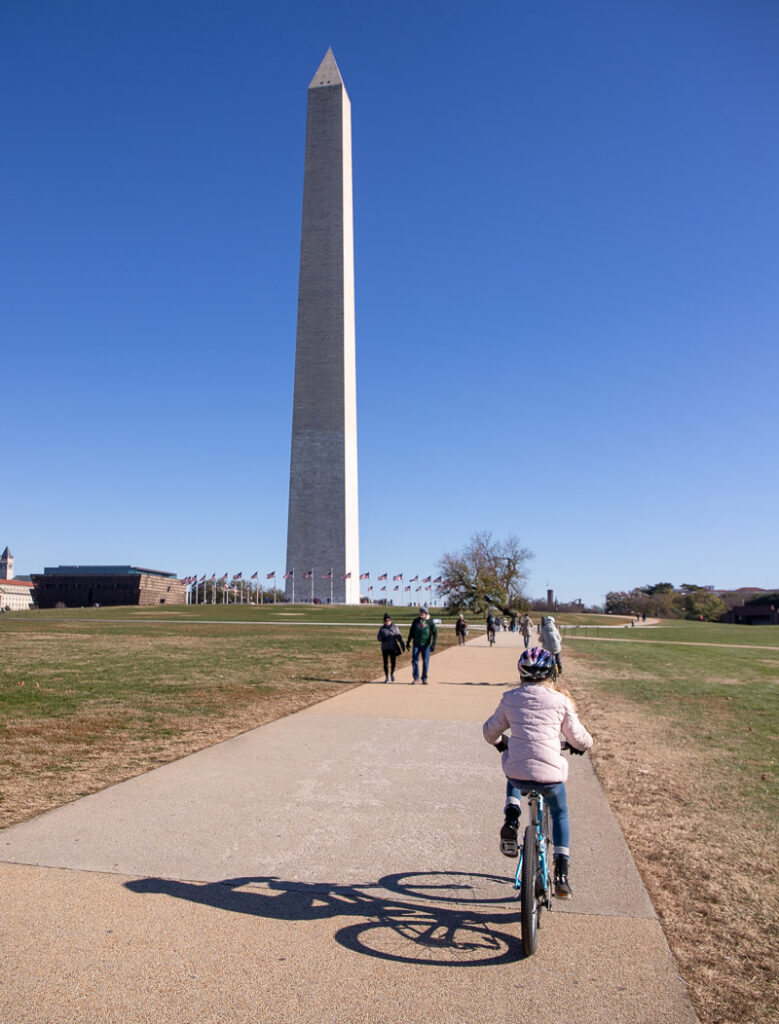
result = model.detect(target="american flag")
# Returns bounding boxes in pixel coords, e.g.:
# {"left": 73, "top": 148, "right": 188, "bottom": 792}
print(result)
{"left": 222, "top": 572, "right": 229, "bottom": 581}
{"left": 422, "top": 576, "right": 431, "bottom": 583}
{"left": 210, "top": 574, "right": 216, "bottom": 581}
{"left": 368, "top": 586, "right": 373, "bottom": 592}
{"left": 284, "top": 571, "right": 294, "bottom": 579}
{"left": 251, "top": 572, "right": 258, "bottom": 580}
{"left": 233, "top": 572, "right": 242, "bottom": 580}
{"left": 266, "top": 572, "right": 275, "bottom": 579}
{"left": 380, "top": 586, "right": 386, "bottom": 591}
{"left": 360, "top": 572, "right": 370, "bottom": 580}
{"left": 394, "top": 585, "right": 399, "bottom": 591}
{"left": 404, "top": 586, "right": 411, "bottom": 591}
{"left": 342, "top": 572, "right": 351, "bottom": 580}
{"left": 433, "top": 577, "right": 442, "bottom": 584}
{"left": 393, "top": 573, "right": 403, "bottom": 581}
{"left": 378, "top": 573, "right": 387, "bottom": 581}
{"left": 321, "top": 571, "right": 332, "bottom": 579}
{"left": 410, "top": 575, "right": 418, "bottom": 582}
{"left": 200, "top": 574, "right": 206, "bottom": 582}
{"left": 303, "top": 571, "right": 312, "bottom": 579}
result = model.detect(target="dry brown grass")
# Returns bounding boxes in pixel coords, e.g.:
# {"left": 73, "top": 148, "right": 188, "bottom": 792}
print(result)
{"left": 564, "top": 647, "right": 779, "bottom": 1024}
{"left": 0, "top": 619, "right": 461, "bottom": 829}
{"left": 0, "top": 681, "right": 356, "bottom": 827}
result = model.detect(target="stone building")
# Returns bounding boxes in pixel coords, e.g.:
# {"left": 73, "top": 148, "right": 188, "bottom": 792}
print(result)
{"left": 0, "top": 546, "right": 33, "bottom": 610}
{"left": 0, "top": 578, "right": 34, "bottom": 611}
{"left": 31, "top": 566, "right": 186, "bottom": 609}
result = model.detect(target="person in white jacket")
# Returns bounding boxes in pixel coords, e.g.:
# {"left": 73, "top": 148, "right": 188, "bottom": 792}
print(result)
{"left": 482, "top": 646, "right": 592, "bottom": 899}
{"left": 539, "top": 614, "right": 563, "bottom": 674}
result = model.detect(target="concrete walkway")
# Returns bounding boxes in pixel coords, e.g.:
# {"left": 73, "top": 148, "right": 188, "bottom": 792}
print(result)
{"left": 0, "top": 634, "right": 698, "bottom": 1023}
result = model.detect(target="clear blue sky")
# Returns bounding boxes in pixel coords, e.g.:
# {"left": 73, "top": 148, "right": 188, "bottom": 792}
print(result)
{"left": 2, "top": 0, "right": 777, "bottom": 605}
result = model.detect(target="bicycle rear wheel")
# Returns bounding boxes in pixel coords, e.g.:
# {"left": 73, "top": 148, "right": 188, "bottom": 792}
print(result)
{"left": 520, "top": 825, "right": 539, "bottom": 955}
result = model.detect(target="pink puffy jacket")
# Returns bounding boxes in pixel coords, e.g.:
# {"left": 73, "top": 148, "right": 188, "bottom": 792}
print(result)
{"left": 483, "top": 682, "right": 593, "bottom": 784}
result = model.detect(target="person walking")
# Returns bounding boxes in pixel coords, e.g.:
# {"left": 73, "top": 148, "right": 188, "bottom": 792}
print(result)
{"left": 519, "top": 613, "right": 534, "bottom": 648}
{"left": 406, "top": 606, "right": 437, "bottom": 684}
{"left": 539, "top": 614, "right": 563, "bottom": 674}
{"left": 455, "top": 614, "right": 468, "bottom": 645}
{"left": 377, "top": 613, "right": 404, "bottom": 683}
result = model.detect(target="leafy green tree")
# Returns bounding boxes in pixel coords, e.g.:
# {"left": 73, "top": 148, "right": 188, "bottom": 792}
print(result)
{"left": 639, "top": 582, "right": 675, "bottom": 596}
{"left": 438, "top": 532, "right": 533, "bottom": 614}
{"left": 680, "top": 590, "right": 726, "bottom": 621}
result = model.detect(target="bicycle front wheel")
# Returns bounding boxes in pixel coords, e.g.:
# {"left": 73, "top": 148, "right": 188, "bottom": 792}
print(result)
{"left": 520, "top": 825, "right": 539, "bottom": 956}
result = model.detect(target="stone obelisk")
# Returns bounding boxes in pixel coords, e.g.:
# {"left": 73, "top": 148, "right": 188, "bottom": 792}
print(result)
{"left": 285, "top": 49, "right": 359, "bottom": 605}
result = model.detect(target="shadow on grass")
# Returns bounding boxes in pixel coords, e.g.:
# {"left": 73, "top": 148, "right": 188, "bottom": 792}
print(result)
{"left": 125, "top": 870, "right": 526, "bottom": 965}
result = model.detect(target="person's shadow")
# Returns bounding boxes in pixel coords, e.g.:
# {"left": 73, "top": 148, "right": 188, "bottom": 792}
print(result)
{"left": 125, "top": 870, "right": 525, "bottom": 965}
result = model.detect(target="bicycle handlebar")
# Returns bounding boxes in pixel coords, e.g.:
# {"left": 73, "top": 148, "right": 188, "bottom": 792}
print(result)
{"left": 494, "top": 738, "right": 587, "bottom": 756}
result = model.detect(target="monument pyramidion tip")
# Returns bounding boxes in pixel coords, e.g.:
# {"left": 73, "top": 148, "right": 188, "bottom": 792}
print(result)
{"left": 309, "top": 48, "right": 345, "bottom": 89}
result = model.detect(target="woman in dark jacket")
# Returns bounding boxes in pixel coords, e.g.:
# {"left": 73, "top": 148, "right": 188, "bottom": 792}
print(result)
{"left": 377, "top": 613, "right": 404, "bottom": 683}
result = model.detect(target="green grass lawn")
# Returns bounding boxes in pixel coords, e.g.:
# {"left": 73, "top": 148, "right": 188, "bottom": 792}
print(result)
{"left": 10, "top": 603, "right": 631, "bottom": 628}
{"left": 562, "top": 617, "right": 779, "bottom": 646}
{"left": 565, "top": 619, "right": 779, "bottom": 821}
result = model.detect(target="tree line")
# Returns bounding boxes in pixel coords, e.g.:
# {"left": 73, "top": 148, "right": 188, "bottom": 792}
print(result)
{"left": 604, "top": 582, "right": 774, "bottom": 621}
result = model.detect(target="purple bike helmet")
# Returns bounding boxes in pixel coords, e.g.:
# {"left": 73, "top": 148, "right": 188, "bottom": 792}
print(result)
{"left": 517, "top": 646, "right": 556, "bottom": 681}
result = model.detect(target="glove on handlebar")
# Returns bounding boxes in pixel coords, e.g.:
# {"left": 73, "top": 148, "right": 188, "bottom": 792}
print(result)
{"left": 562, "top": 741, "right": 586, "bottom": 756}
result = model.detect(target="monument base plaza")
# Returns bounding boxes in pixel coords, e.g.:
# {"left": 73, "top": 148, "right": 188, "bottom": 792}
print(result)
{"left": 0, "top": 633, "right": 697, "bottom": 1024}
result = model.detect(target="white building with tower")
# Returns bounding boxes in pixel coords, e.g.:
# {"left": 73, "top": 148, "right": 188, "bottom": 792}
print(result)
{"left": 0, "top": 547, "right": 34, "bottom": 611}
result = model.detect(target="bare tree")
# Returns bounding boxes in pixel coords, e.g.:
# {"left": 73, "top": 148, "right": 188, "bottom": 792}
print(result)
{"left": 438, "top": 532, "right": 533, "bottom": 614}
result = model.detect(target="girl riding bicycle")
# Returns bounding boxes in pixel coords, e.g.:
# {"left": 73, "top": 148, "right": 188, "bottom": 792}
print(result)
{"left": 482, "top": 647, "right": 593, "bottom": 899}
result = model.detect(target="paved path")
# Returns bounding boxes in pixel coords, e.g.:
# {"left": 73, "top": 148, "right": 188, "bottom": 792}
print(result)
{"left": 0, "top": 634, "right": 698, "bottom": 1023}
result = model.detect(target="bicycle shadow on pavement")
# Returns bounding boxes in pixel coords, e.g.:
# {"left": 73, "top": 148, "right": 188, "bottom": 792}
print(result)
{"left": 438, "top": 680, "right": 511, "bottom": 687}
{"left": 125, "top": 871, "right": 527, "bottom": 966}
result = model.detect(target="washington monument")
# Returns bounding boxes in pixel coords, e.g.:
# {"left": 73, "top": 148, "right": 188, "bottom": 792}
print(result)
{"left": 285, "top": 50, "right": 360, "bottom": 604}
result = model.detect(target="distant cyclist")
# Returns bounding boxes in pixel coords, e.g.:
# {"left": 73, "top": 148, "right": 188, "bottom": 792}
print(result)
{"left": 482, "top": 647, "right": 592, "bottom": 899}
{"left": 485, "top": 611, "right": 497, "bottom": 645}
{"left": 455, "top": 614, "right": 468, "bottom": 645}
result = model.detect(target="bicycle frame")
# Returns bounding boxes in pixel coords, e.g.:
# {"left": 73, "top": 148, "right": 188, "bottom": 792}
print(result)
{"left": 514, "top": 792, "right": 551, "bottom": 897}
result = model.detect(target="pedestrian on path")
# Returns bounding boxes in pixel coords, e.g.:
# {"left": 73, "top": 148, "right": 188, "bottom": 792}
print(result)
{"left": 539, "top": 614, "right": 563, "bottom": 674}
{"left": 519, "top": 613, "right": 533, "bottom": 648}
{"left": 406, "top": 606, "right": 437, "bottom": 684}
{"left": 482, "top": 646, "right": 593, "bottom": 899}
{"left": 455, "top": 614, "right": 468, "bottom": 645}
{"left": 377, "top": 613, "right": 405, "bottom": 683}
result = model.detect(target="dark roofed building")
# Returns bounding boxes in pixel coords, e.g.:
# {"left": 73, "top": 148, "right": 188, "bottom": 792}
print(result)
{"left": 31, "top": 566, "right": 186, "bottom": 609}
{"left": 723, "top": 602, "right": 779, "bottom": 626}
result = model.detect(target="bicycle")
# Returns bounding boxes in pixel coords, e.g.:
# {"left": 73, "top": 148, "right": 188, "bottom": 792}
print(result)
{"left": 513, "top": 785, "right": 554, "bottom": 955}
{"left": 503, "top": 741, "right": 579, "bottom": 956}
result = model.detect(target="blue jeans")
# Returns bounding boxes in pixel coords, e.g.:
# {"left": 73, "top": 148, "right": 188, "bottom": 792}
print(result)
{"left": 522, "top": 633, "right": 530, "bottom": 648}
{"left": 411, "top": 644, "right": 431, "bottom": 681}
{"left": 505, "top": 778, "right": 570, "bottom": 855}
